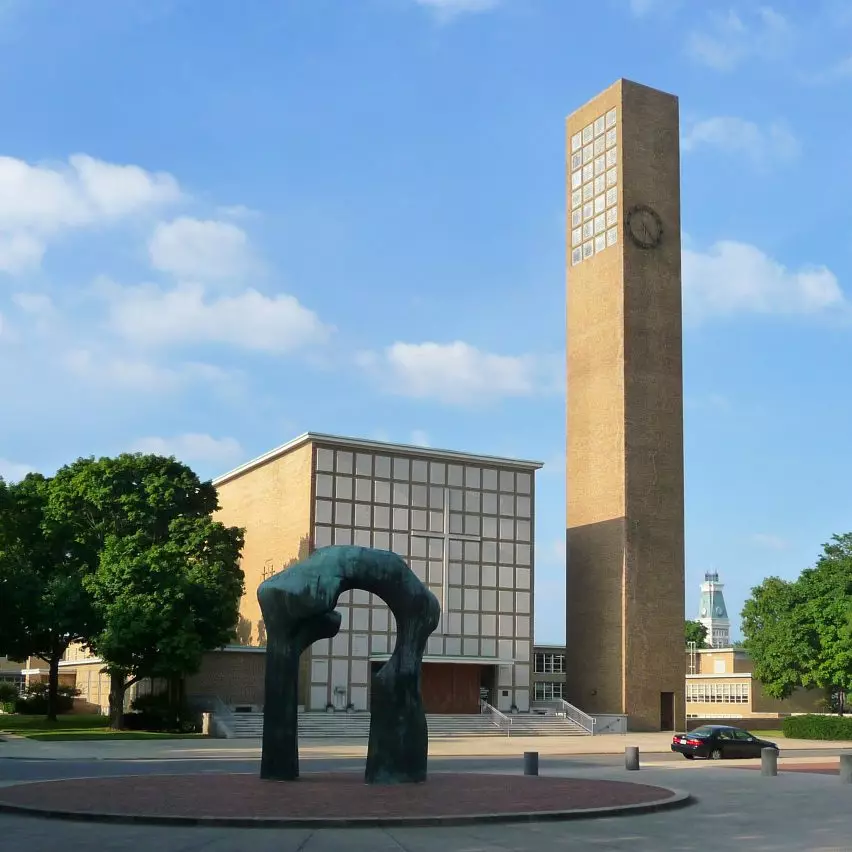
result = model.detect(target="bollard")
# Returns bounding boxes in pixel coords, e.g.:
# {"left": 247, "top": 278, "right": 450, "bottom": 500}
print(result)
{"left": 840, "top": 754, "right": 852, "bottom": 784}
{"left": 523, "top": 751, "right": 539, "bottom": 776}
{"left": 761, "top": 747, "right": 778, "bottom": 777}
{"left": 625, "top": 746, "right": 640, "bottom": 771}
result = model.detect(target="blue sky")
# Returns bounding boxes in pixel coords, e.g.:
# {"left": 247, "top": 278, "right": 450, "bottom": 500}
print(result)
{"left": 1, "top": 0, "right": 851, "bottom": 645}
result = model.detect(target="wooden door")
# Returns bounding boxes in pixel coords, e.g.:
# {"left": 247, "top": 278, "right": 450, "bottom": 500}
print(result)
{"left": 420, "top": 664, "right": 482, "bottom": 713}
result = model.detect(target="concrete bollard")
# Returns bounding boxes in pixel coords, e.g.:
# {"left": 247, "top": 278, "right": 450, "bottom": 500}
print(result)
{"left": 523, "top": 751, "right": 539, "bottom": 776}
{"left": 840, "top": 754, "right": 852, "bottom": 784}
{"left": 625, "top": 746, "right": 640, "bottom": 771}
{"left": 761, "top": 747, "right": 778, "bottom": 777}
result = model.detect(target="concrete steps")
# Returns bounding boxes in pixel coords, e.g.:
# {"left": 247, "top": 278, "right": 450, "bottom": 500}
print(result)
{"left": 218, "top": 711, "right": 592, "bottom": 739}
{"left": 507, "top": 714, "right": 589, "bottom": 736}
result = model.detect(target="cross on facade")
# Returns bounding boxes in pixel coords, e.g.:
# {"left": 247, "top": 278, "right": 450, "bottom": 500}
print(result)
{"left": 410, "top": 486, "right": 481, "bottom": 635}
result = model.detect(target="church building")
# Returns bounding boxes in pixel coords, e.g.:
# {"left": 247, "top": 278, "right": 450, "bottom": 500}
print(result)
{"left": 208, "top": 432, "right": 542, "bottom": 715}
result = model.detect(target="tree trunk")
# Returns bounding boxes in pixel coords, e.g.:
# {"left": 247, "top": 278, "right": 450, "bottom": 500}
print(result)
{"left": 108, "top": 671, "right": 127, "bottom": 730}
{"left": 46, "top": 654, "right": 60, "bottom": 723}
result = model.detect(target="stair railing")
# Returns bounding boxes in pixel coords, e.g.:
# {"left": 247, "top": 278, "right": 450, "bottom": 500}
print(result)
{"left": 480, "top": 700, "right": 512, "bottom": 737}
{"left": 555, "top": 698, "right": 595, "bottom": 734}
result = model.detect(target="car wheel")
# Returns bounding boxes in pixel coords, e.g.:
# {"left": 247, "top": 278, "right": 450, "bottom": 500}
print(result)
{"left": 684, "top": 754, "right": 695, "bottom": 760}
{"left": 709, "top": 749, "right": 723, "bottom": 760}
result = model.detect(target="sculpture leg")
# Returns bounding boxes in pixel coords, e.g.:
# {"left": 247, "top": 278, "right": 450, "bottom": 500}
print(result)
{"left": 260, "top": 634, "right": 301, "bottom": 781}
{"left": 366, "top": 664, "right": 428, "bottom": 784}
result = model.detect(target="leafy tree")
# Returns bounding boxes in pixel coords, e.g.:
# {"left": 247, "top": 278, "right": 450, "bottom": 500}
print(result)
{"left": 47, "top": 454, "right": 245, "bottom": 728}
{"left": 741, "top": 576, "right": 807, "bottom": 699}
{"left": 797, "top": 535, "right": 852, "bottom": 708}
{"left": 685, "top": 620, "right": 708, "bottom": 648}
{"left": 0, "top": 474, "right": 99, "bottom": 721}
{"left": 742, "top": 534, "right": 852, "bottom": 707}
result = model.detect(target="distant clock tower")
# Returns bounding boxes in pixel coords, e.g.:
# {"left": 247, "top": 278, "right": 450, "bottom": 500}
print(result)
{"left": 698, "top": 572, "right": 730, "bottom": 648}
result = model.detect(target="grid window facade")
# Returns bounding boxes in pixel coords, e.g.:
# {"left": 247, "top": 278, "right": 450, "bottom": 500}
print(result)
{"left": 310, "top": 445, "right": 536, "bottom": 713}
{"left": 534, "top": 681, "right": 564, "bottom": 701}
{"left": 534, "top": 652, "right": 565, "bottom": 674}
{"left": 685, "top": 682, "right": 750, "bottom": 704}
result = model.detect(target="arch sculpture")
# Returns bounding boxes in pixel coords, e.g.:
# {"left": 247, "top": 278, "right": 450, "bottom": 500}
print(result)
{"left": 257, "top": 545, "right": 441, "bottom": 784}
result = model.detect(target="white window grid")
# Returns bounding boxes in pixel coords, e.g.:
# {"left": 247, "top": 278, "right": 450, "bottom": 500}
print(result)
{"left": 569, "top": 107, "right": 618, "bottom": 267}
{"left": 685, "top": 683, "right": 750, "bottom": 704}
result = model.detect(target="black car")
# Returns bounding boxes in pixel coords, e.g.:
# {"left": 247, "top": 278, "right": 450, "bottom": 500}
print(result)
{"left": 671, "top": 725, "right": 779, "bottom": 760}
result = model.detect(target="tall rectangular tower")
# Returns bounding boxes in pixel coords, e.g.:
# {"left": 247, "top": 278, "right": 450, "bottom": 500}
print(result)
{"left": 565, "top": 79, "right": 685, "bottom": 732}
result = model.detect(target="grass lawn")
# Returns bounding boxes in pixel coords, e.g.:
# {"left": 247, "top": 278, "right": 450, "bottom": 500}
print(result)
{"left": 0, "top": 714, "right": 206, "bottom": 740}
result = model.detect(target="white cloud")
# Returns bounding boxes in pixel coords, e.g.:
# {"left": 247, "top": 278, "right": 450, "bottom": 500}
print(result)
{"left": 148, "top": 217, "right": 254, "bottom": 282}
{"left": 131, "top": 433, "right": 244, "bottom": 467}
{"left": 0, "top": 153, "right": 181, "bottom": 276}
{"left": 751, "top": 533, "right": 790, "bottom": 551}
{"left": 357, "top": 341, "right": 559, "bottom": 404}
{"left": 0, "top": 153, "right": 180, "bottom": 232}
{"left": 683, "top": 241, "right": 847, "bottom": 321}
{"left": 62, "top": 347, "right": 236, "bottom": 393}
{"left": 104, "top": 282, "right": 331, "bottom": 353}
{"left": 686, "top": 7, "right": 791, "bottom": 71}
{"left": 0, "top": 231, "right": 43, "bottom": 274}
{"left": 0, "top": 458, "right": 33, "bottom": 482}
{"left": 682, "top": 117, "right": 800, "bottom": 166}
{"left": 414, "top": 0, "right": 499, "bottom": 22}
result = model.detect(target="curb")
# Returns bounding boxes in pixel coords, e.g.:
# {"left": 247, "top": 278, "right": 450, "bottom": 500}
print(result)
{"left": 0, "top": 788, "right": 693, "bottom": 828}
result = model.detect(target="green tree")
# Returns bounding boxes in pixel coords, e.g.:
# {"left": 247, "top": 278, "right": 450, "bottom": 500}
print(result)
{"left": 0, "top": 474, "right": 99, "bottom": 721}
{"left": 797, "top": 535, "right": 852, "bottom": 704}
{"left": 741, "top": 576, "right": 807, "bottom": 699}
{"left": 685, "top": 620, "right": 708, "bottom": 648}
{"left": 742, "top": 534, "right": 852, "bottom": 706}
{"left": 47, "top": 454, "right": 245, "bottom": 728}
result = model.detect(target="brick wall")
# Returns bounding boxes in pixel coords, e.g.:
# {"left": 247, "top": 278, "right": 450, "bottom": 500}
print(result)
{"left": 566, "top": 79, "right": 685, "bottom": 731}
{"left": 214, "top": 442, "right": 314, "bottom": 647}
{"left": 186, "top": 651, "right": 267, "bottom": 706}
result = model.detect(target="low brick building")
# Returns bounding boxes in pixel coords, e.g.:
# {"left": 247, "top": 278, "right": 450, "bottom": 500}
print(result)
{"left": 685, "top": 647, "right": 823, "bottom": 720}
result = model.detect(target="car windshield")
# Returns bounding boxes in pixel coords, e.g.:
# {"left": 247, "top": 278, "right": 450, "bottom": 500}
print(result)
{"left": 688, "top": 726, "right": 714, "bottom": 736}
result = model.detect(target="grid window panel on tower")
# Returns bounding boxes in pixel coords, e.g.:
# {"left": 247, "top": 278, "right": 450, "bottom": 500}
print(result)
{"left": 571, "top": 107, "right": 617, "bottom": 266}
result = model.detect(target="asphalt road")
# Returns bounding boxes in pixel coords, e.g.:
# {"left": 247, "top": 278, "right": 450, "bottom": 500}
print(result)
{"left": 1, "top": 746, "right": 846, "bottom": 784}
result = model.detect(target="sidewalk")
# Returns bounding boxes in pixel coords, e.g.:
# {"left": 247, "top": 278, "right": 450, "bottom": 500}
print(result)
{"left": 2, "top": 731, "right": 850, "bottom": 762}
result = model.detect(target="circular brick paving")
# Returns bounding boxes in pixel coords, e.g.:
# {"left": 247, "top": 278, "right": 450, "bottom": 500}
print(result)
{"left": 0, "top": 772, "right": 691, "bottom": 827}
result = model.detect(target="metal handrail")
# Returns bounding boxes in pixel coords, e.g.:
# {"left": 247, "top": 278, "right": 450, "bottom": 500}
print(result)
{"left": 555, "top": 698, "right": 596, "bottom": 734}
{"left": 480, "top": 700, "right": 513, "bottom": 737}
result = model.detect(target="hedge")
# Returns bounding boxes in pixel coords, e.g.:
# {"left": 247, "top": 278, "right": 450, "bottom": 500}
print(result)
{"left": 782, "top": 715, "right": 852, "bottom": 740}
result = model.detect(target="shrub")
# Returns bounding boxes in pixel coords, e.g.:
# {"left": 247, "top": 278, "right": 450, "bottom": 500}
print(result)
{"left": 14, "top": 683, "right": 80, "bottom": 715}
{"left": 0, "top": 681, "right": 20, "bottom": 703}
{"left": 126, "top": 692, "right": 200, "bottom": 732}
{"left": 127, "top": 693, "right": 175, "bottom": 731}
{"left": 782, "top": 714, "right": 852, "bottom": 740}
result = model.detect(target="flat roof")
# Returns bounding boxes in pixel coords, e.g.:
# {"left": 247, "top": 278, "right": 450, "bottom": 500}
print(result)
{"left": 214, "top": 432, "right": 544, "bottom": 486}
